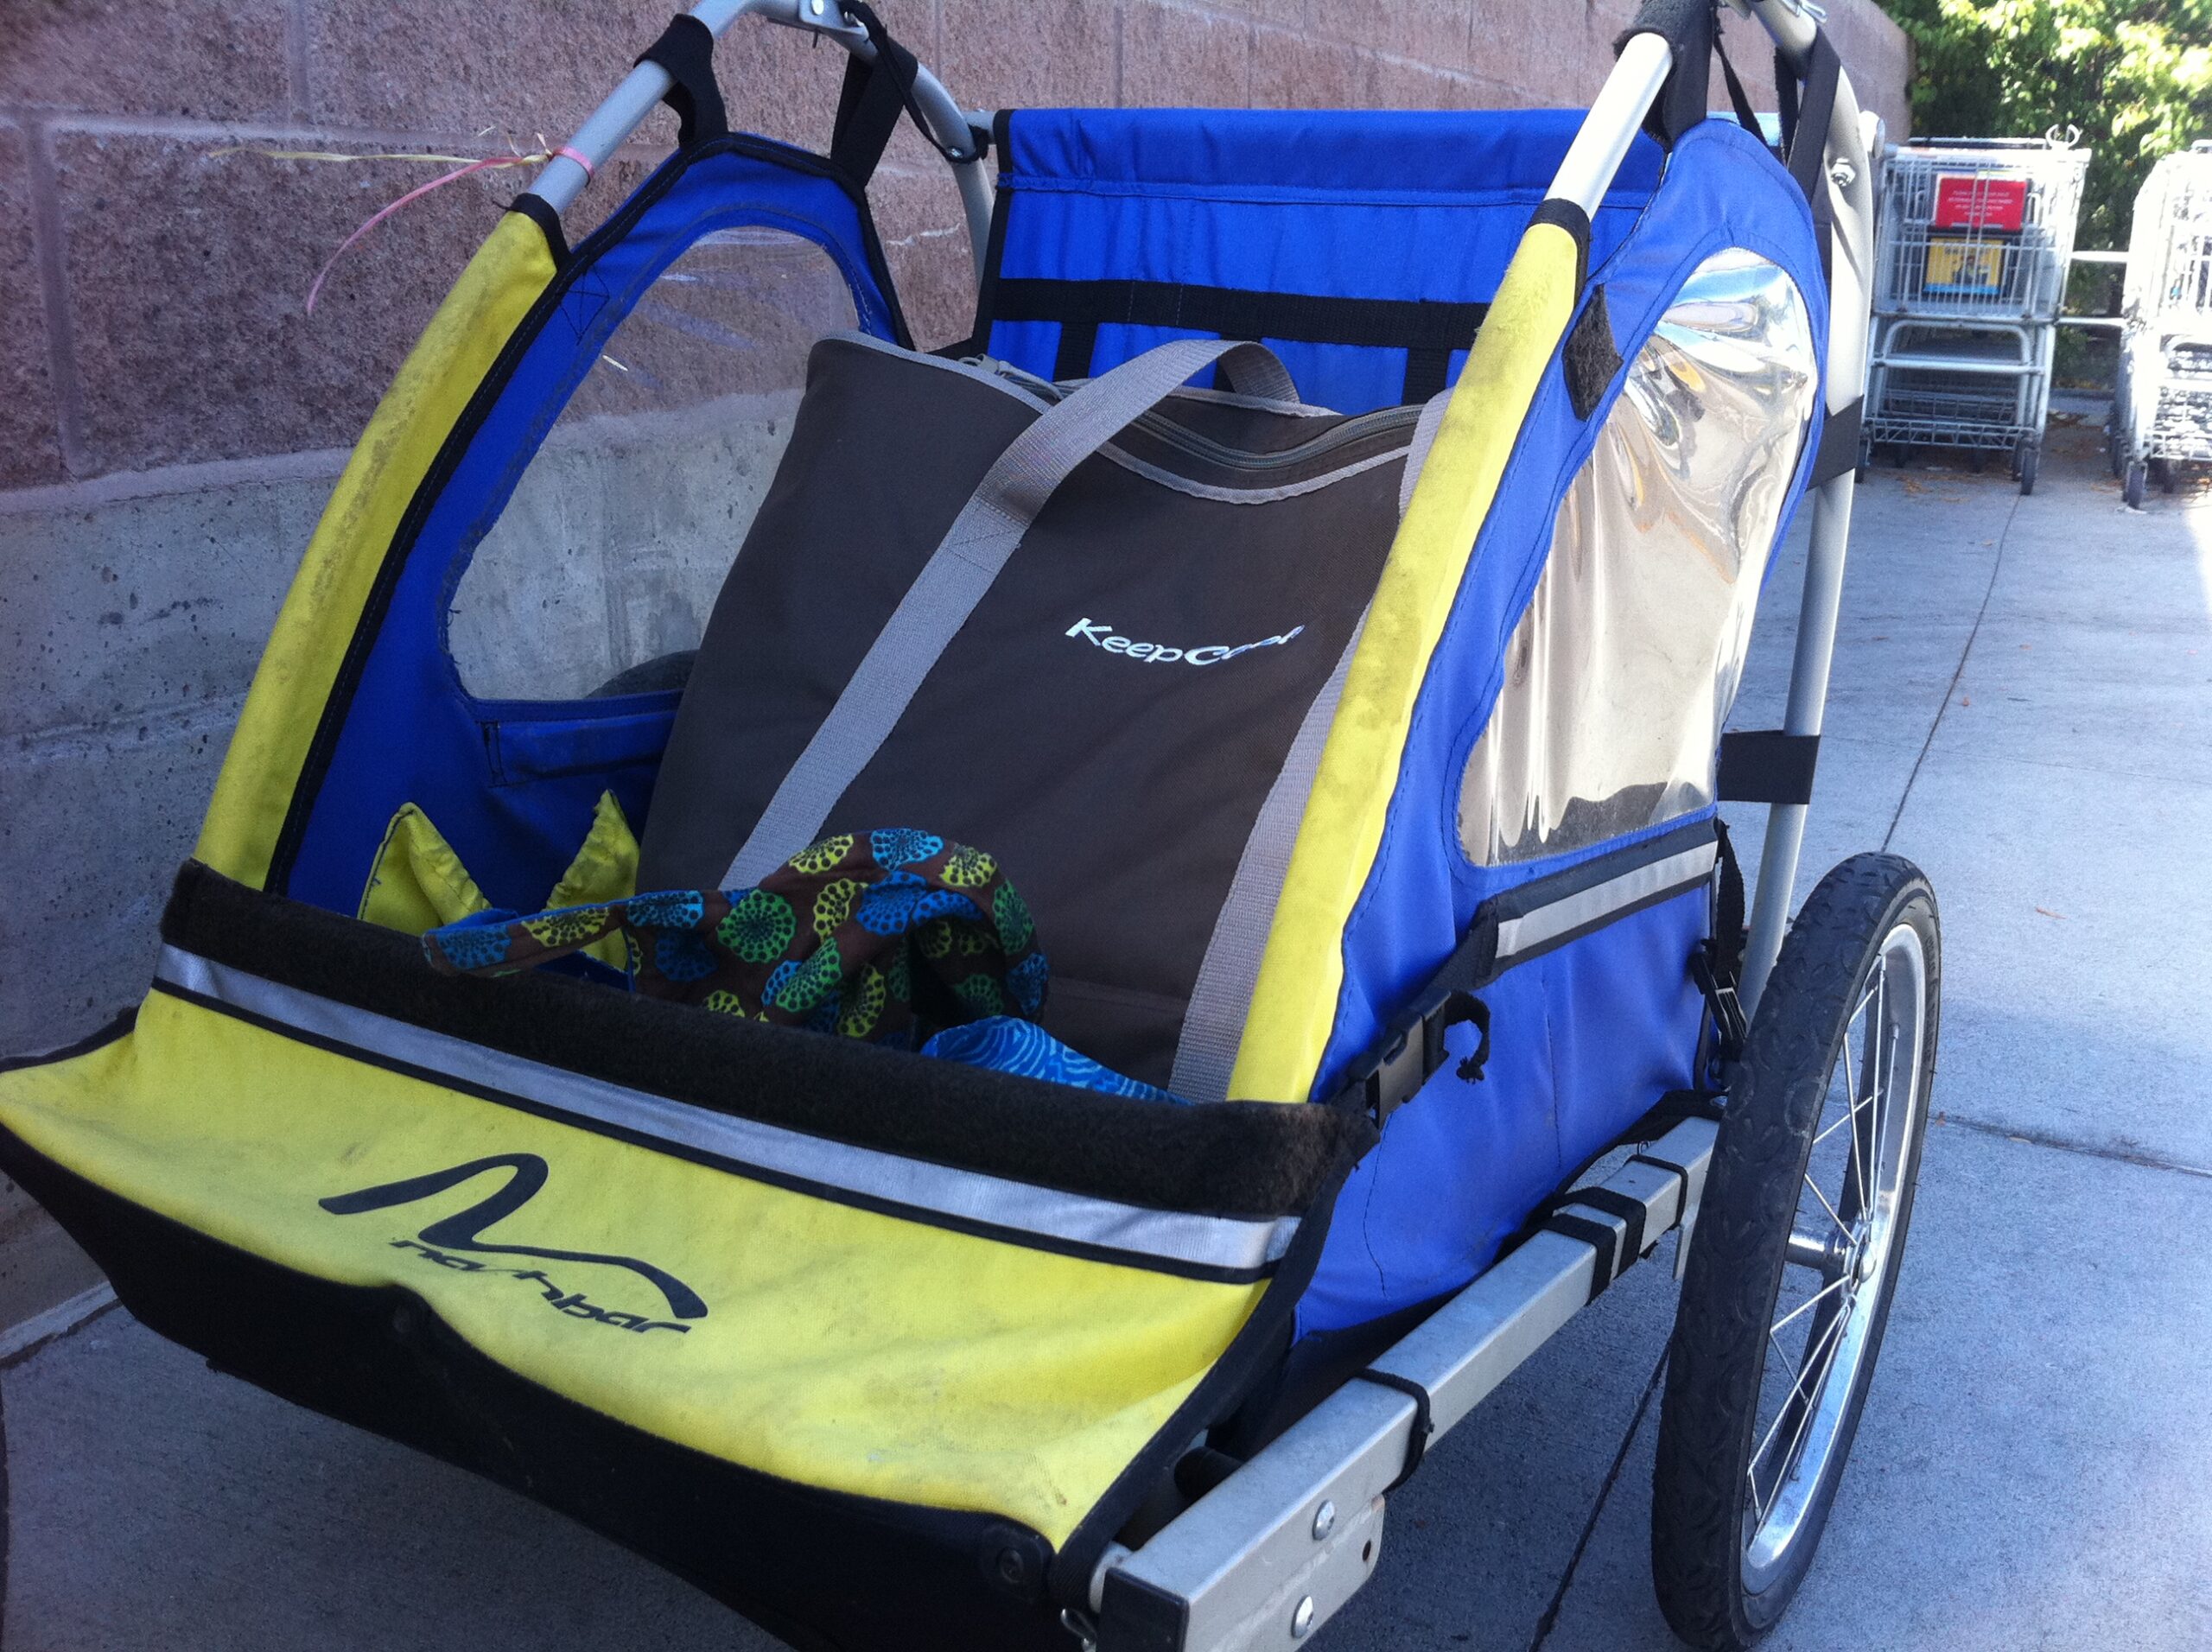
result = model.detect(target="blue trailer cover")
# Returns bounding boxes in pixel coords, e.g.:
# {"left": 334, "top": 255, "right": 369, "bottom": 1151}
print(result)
{"left": 277, "top": 141, "right": 906, "bottom": 919}
{"left": 1297, "top": 118, "right": 1831, "bottom": 1336}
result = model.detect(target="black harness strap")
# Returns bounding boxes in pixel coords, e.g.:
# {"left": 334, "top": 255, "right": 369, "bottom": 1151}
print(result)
{"left": 989, "top": 277, "right": 1488, "bottom": 399}
{"left": 830, "top": 2, "right": 977, "bottom": 185}
{"left": 1354, "top": 1369, "right": 1435, "bottom": 1492}
{"left": 1689, "top": 818, "right": 1750, "bottom": 1064}
{"left": 635, "top": 14, "right": 728, "bottom": 149}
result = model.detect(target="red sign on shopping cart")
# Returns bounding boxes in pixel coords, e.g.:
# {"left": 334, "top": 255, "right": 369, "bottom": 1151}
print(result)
{"left": 1933, "top": 173, "right": 2028, "bottom": 232}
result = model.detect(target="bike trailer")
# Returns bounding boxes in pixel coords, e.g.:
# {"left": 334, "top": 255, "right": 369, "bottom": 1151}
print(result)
{"left": 0, "top": 3, "right": 1938, "bottom": 1649}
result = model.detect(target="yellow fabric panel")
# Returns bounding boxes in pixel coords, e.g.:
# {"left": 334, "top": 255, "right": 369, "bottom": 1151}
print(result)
{"left": 1227, "top": 222, "right": 1585, "bottom": 1103}
{"left": 546, "top": 791, "right": 640, "bottom": 970}
{"left": 195, "top": 213, "right": 557, "bottom": 890}
{"left": 356, "top": 804, "right": 491, "bottom": 935}
{"left": 0, "top": 1000, "right": 1259, "bottom": 1546}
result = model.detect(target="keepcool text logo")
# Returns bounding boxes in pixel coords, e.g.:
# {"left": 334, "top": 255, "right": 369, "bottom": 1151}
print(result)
{"left": 321, "top": 1153, "right": 706, "bottom": 1335}
{"left": 1065, "top": 616, "right": 1304, "bottom": 665}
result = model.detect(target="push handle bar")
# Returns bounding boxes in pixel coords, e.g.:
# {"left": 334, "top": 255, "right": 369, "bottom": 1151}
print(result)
{"left": 529, "top": 0, "right": 993, "bottom": 277}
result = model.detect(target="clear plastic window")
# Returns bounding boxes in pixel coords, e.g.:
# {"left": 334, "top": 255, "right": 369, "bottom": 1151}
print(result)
{"left": 1458, "top": 248, "right": 1819, "bottom": 865}
{"left": 448, "top": 226, "right": 861, "bottom": 702}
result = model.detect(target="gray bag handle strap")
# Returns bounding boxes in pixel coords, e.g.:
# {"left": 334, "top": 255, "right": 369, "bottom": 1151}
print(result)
{"left": 721, "top": 337, "right": 1296, "bottom": 891}
{"left": 1211, "top": 347, "right": 1299, "bottom": 403}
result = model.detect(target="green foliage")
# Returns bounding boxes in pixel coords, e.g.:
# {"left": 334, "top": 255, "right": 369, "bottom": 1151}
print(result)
{"left": 1875, "top": 0, "right": 2212, "bottom": 247}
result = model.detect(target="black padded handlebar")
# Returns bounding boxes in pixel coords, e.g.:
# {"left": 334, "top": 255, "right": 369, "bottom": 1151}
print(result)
{"left": 1616, "top": 0, "right": 1716, "bottom": 144}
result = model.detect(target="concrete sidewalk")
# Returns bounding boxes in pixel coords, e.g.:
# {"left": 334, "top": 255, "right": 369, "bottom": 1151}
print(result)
{"left": 8, "top": 429, "right": 2211, "bottom": 1649}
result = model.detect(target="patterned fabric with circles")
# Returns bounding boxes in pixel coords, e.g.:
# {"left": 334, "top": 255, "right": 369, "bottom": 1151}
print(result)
{"left": 421, "top": 829, "right": 1045, "bottom": 1050}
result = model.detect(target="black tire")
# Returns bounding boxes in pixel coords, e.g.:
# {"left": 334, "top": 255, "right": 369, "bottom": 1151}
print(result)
{"left": 2017, "top": 442, "right": 2037, "bottom": 496}
{"left": 2154, "top": 457, "right": 2177, "bottom": 495}
{"left": 1651, "top": 855, "right": 1941, "bottom": 1650}
{"left": 2125, "top": 461, "right": 2148, "bottom": 510}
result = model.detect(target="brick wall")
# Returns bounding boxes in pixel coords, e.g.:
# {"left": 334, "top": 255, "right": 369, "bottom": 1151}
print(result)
{"left": 0, "top": 0, "right": 1910, "bottom": 491}
{"left": 0, "top": 0, "right": 1909, "bottom": 1329}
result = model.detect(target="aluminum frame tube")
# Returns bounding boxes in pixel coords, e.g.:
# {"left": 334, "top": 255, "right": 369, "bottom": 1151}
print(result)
{"left": 527, "top": 0, "right": 994, "bottom": 281}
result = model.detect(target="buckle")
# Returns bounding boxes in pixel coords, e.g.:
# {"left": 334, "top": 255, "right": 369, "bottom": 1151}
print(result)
{"left": 1690, "top": 944, "right": 1748, "bottom": 1063}
{"left": 1360, "top": 991, "right": 1491, "bottom": 1123}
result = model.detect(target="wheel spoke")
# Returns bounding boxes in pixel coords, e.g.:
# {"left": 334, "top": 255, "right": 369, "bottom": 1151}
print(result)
{"left": 1802, "top": 1167, "right": 1852, "bottom": 1240}
{"left": 1748, "top": 1291, "right": 1856, "bottom": 1503}
{"left": 1770, "top": 1270, "right": 1850, "bottom": 1337}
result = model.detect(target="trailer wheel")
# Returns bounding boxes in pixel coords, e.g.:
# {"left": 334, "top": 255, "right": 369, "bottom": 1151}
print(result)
{"left": 2015, "top": 442, "right": 2037, "bottom": 495}
{"left": 1650, "top": 855, "right": 1940, "bottom": 1650}
{"left": 2153, "top": 457, "right": 2177, "bottom": 495}
{"left": 2125, "top": 461, "right": 2148, "bottom": 510}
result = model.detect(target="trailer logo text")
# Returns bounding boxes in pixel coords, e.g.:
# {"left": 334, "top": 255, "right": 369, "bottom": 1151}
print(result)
{"left": 321, "top": 1153, "right": 706, "bottom": 1335}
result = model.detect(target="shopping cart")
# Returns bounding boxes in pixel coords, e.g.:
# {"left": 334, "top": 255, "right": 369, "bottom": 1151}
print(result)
{"left": 2113, "top": 142, "right": 2212, "bottom": 507}
{"left": 1864, "top": 135, "right": 2089, "bottom": 492}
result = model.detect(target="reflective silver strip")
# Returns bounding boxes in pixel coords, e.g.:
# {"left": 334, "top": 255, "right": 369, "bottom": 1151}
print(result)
{"left": 1171, "top": 610, "right": 1368, "bottom": 1104}
{"left": 1491, "top": 840, "right": 1718, "bottom": 964}
{"left": 155, "top": 947, "right": 1297, "bottom": 1279}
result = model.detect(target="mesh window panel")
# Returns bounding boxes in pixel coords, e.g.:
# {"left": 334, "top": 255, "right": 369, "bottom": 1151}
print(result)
{"left": 1459, "top": 248, "right": 1819, "bottom": 866}
{"left": 448, "top": 226, "right": 860, "bottom": 701}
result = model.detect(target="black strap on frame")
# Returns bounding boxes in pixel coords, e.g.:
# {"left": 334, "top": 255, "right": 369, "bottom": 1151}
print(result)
{"left": 1354, "top": 1369, "right": 1435, "bottom": 1493}
{"left": 831, "top": 1, "right": 978, "bottom": 186}
{"left": 636, "top": 15, "right": 728, "bottom": 148}
{"left": 1689, "top": 818, "right": 1750, "bottom": 1064}
{"left": 1717, "top": 730, "right": 1822, "bottom": 805}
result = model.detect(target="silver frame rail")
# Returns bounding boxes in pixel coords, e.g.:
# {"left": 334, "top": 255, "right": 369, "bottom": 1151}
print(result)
{"left": 1090, "top": 1119, "right": 1717, "bottom": 1652}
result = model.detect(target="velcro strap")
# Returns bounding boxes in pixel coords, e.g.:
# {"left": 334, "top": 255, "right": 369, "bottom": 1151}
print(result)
{"left": 1629, "top": 1153, "right": 1696, "bottom": 1223}
{"left": 1355, "top": 1368, "right": 1434, "bottom": 1493}
{"left": 634, "top": 15, "right": 727, "bottom": 149}
{"left": 1808, "top": 397, "right": 1863, "bottom": 487}
{"left": 1542, "top": 1210, "right": 1624, "bottom": 1303}
{"left": 1718, "top": 730, "right": 1821, "bottom": 805}
{"left": 1568, "top": 1185, "right": 1651, "bottom": 1265}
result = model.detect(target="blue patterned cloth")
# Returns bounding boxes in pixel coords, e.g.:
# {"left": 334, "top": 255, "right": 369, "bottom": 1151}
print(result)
{"left": 920, "top": 1017, "right": 1185, "bottom": 1103}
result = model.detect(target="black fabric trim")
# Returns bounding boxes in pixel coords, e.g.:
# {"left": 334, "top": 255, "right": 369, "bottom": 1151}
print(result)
{"left": 149, "top": 976, "right": 1277, "bottom": 1287}
{"left": 635, "top": 14, "right": 728, "bottom": 148}
{"left": 1542, "top": 1210, "right": 1624, "bottom": 1303}
{"left": 1717, "top": 730, "right": 1821, "bottom": 805}
{"left": 989, "top": 277, "right": 1490, "bottom": 354}
{"left": 263, "top": 130, "right": 913, "bottom": 893}
{"left": 1564, "top": 1185, "right": 1650, "bottom": 1265}
{"left": 1809, "top": 396, "right": 1862, "bottom": 486}
{"left": 1353, "top": 1368, "right": 1434, "bottom": 1493}
{"left": 986, "top": 276, "right": 1488, "bottom": 402}
{"left": 1564, "top": 286, "right": 1623, "bottom": 422}
{"left": 504, "top": 193, "right": 569, "bottom": 268}
{"left": 162, "top": 862, "right": 1370, "bottom": 1224}
{"left": 1051, "top": 1136, "right": 1362, "bottom": 1607}
{"left": 1053, "top": 315, "right": 1098, "bottom": 381}
{"left": 0, "top": 1124, "right": 1072, "bottom": 1652}
{"left": 0, "top": 1007, "right": 137, "bottom": 1076}
{"left": 1527, "top": 198, "right": 1592, "bottom": 290}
